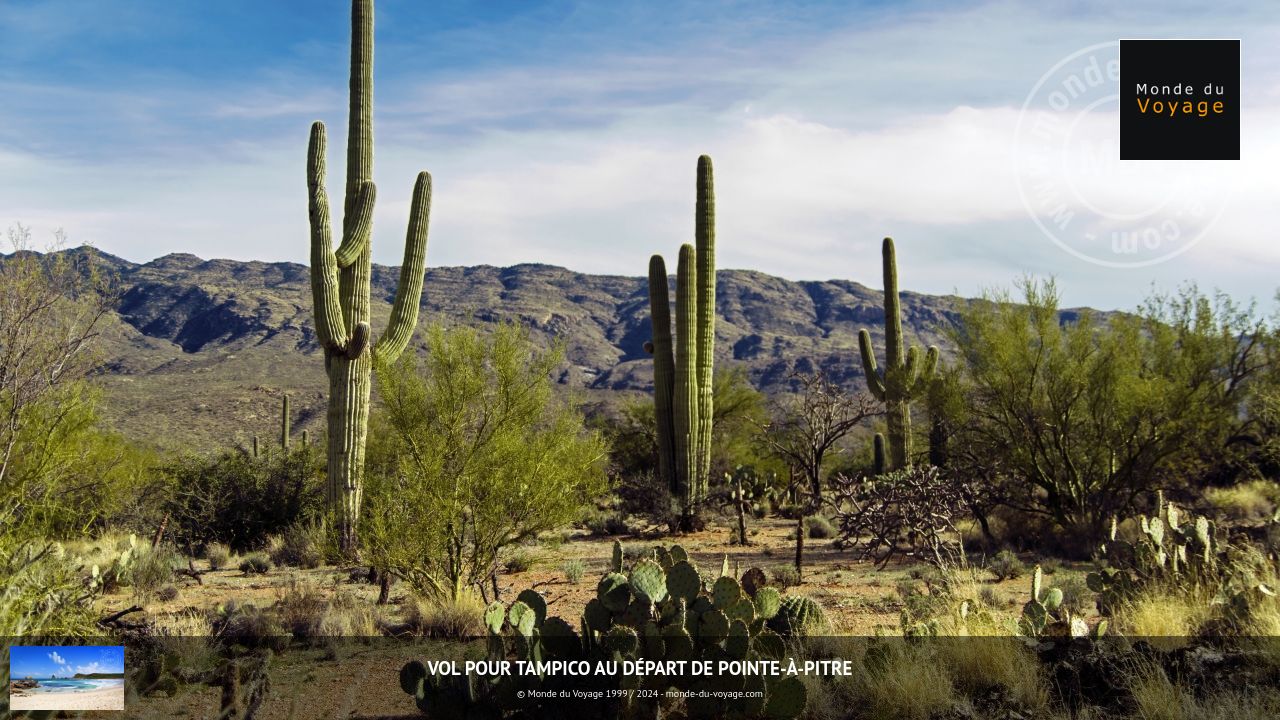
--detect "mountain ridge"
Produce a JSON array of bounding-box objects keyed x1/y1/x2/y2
[{"x1": 20, "y1": 247, "x2": 984, "y2": 451}]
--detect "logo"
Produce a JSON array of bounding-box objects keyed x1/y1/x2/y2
[
  {"x1": 1120, "y1": 39, "x2": 1240, "y2": 160},
  {"x1": 1014, "y1": 41, "x2": 1236, "y2": 268}
]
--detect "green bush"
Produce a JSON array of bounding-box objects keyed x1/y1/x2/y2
[
  {"x1": 503, "y1": 550, "x2": 535, "y2": 574},
  {"x1": 164, "y1": 447, "x2": 324, "y2": 554},
  {"x1": 806, "y1": 515, "x2": 837, "y2": 539},
  {"x1": 239, "y1": 553, "x2": 272, "y2": 575},
  {"x1": 268, "y1": 519, "x2": 330, "y2": 569},
  {"x1": 0, "y1": 536, "x2": 101, "y2": 637},
  {"x1": 772, "y1": 564, "x2": 801, "y2": 588},
  {"x1": 988, "y1": 550, "x2": 1025, "y2": 581},
  {"x1": 205, "y1": 543, "x2": 231, "y2": 571},
  {"x1": 128, "y1": 544, "x2": 186, "y2": 594},
  {"x1": 364, "y1": 322, "x2": 608, "y2": 602}
]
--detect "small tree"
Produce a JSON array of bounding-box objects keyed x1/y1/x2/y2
[
  {"x1": 0, "y1": 226, "x2": 116, "y2": 536},
  {"x1": 365, "y1": 322, "x2": 608, "y2": 601},
  {"x1": 755, "y1": 370, "x2": 880, "y2": 577},
  {"x1": 755, "y1": 371, "x2": 880, "y2": 504}
]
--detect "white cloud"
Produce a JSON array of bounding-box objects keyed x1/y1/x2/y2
[
  {"x1": 48, "y1": 651, "x2": 65, "y2": 664},
  {"x1": 3, "y1": 0, "x2": 1280, "y2": 310}
]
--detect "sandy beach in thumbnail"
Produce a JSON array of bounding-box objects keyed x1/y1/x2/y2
[{"x1": 9, "y1": 682, "x2": 126, "y2": 711}]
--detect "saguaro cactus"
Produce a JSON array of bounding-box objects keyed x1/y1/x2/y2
[
  {"x1": 644, "y1": 156, "x2": 716, "y2": 527},
  {"x1": 307, "y1": 0, "x2": 431, "y2": 555},
  {"x1": 280, "y1": 395, "x2": 291, "y2": 450},
  {"x1": 858, "y1": 238, "x2": 938, "y2": 471}
]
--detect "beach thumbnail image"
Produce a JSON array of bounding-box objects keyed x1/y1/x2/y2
[{"x1": 8, "y1": 645, "x2": 125, "y2": 711}]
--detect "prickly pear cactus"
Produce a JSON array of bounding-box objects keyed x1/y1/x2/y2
[
  {"x1": 400, "y1": 543, "x2": 817, "y2": 718},
  {"x1": 767, "y1": 594, "x2": 828, "y2": 638}
]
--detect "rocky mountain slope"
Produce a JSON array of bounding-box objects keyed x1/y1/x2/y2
[{"x1": 57, "y1": 248, "x2": 969, "y2": 452}]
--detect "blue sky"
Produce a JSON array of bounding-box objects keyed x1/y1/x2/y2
[
  {"x1": 2, "y1": 1, "x2": 1278, "y2": 309},
  {"x1": 9, "y1": 646, "x2": 124, "y2": 678}
]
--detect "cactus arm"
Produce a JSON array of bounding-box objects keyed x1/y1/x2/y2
[
  {"x1": 911, "y1": 345, "x2": 940, "y2": 394},
  {"x1": 694, "y1": 155, "x2": 716, "y2": 500},
  {"x1": 674, "y1": 244, "x2": 699, "y2": 505},
  {"x1": 648, "y1": 254, "x2": 677, "y2": 494},
  {"x1": 858, "y1": 330, "x2": 886, "y2": 400},
  {"x1": 334, "y1": 180, "x2": 376, "y2": 268},
  {"x1": 307, "y1": 122, "x2": 350, "y2": 350},
  {"x1": 373, "y1": 171, "x2": 432, "y2": 364},
  {"x1": 904, "y1": 345, "x2": 920, "y2": 386}
]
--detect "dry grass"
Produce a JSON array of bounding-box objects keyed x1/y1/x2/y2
[
  {"x1": 152, "y1": 609, "x2": 214, "y2": 637},
  {"x1": 1206, "y1": 481, "x2": 1279, "y2": 524},
  {"x1": 1118, "y1": 588, "x2": 1213, "y2": 651},
  {"x1": 855, "y1": 642, "x2": 956, "y2": 720},
  {"x1": 403, "y1": 589, "x2": 486, "y2": 638},
  {"x1": 1130, "y1": 662, "x2": 1188, "y2": 720}
]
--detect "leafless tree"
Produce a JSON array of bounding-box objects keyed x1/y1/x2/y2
[{"x1": 754, "y1": 370, "x2": 881, "y2": 504}]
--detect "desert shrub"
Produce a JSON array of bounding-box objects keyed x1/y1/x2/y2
[
  {"x1": 239, "y1": 553, "x2": 272, "y2": 575},
  {"x1": 214, "y1": 600, "x2": 288, "y2": 647},
  {"x1": 268, "y1": 518, "x2": 330, "y2": 569},
  {"x1": 503, "y1": 550, "x2": 535, "y2": 574},
  {"x1": 1055, "y1": 574, "x2": 1093, "y2": 615},
  {"x1": 831, "y1": 465, "x2": 968, "y2": 568},
  {"x1": 156, "y1": 584, "x2": 179, "y2": 602},
  {"x1": 583, "y1": 509, "x2": 630, "y2": 537},
  {"x1": 562, "y1": 559, "x2": 585, "y2": 585},
  {"x1": 164, "y1": 446, "x2": 324, "y2": 554},
  {"x1": 806, "y1": 514, "x2": 837, "y2": 539},
  {"x1": 151, "y1": 610, "x2": 213, "y2": 637},
  {"x1": 276, "y1": 579, "x2": 380, "y2": 638},
  {"x1": 950, "y1": 281, "x2": 1261, "y2": 550},
  {"x1": 404, "y1": 590, "x2": 486, "y2": 638},
  {"x1": 128, "y1": 544, "x2": 186, "y2": 595},
  {"x1": 987, "y1": 550, "x2": 1025, "y2": 581},
  {"x1": 614, "y1": 468, "x2": 679, "y2": 531},
  {"x1": 206, "y1": 542, "x2": 231, "y2": 570},
  {"x1": 772, "y1": 565, "x2": 801, "y2": 588},
  {"x1": 364, "y1": 322, "x2": 608, "y2": 602},
  {"x1": 312, "y1": 594, "x2": 382, "y2": 638}
]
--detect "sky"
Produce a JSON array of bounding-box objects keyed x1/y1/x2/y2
[
  {"x1": 9, "y1": 645, "x2": 124, "y2": 678},
  {"x1": 1, "y1": 0, "x2": 1278, "y2": 310}
]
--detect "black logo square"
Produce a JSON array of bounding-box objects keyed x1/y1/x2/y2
[{"x1": 1120, "y1": 39, "x2": 1239, "y2": 160}]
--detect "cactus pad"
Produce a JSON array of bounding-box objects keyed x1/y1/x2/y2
[
  {"x1": 515, "y1": 589, "x2": 547, "y2": 626},
  {"x1": 598, "y1": 572, "x2": 633, "y2": 612},
  {"x1": 630, "y1": 558, "x2": 669, "y2": 603},
  {"x1": 508, "y1": 601, "x2": 535, "y2": 637},
  {"x1": 666, "y1": 560, "x2": 702, "y2": 603},
  {"x1": 741, "y1": 567, "x2": 767, "y2": 597},
  {"x1": 602, "y1": 625, "x2": 640, "y2": 655},
  {"x1": 712, "y1": 575, "x2": 742, "y2": 610},
  {"x1": 484, "y1": 601, "x2": 506, "y2": 634}
]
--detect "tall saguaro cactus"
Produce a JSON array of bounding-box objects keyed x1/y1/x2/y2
[
  {"x1": 645, "y1": 156, "x2": 716, "y2": 528},
  {"x1": 281, "y1": 394, "x2": 291, "y2": 450},
  {"x1": 858, "y1": 238, "x2": 938, "y2": 471},
  {"x1": 307, "y1": 0, "x2": 431, "y2": 555}
]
